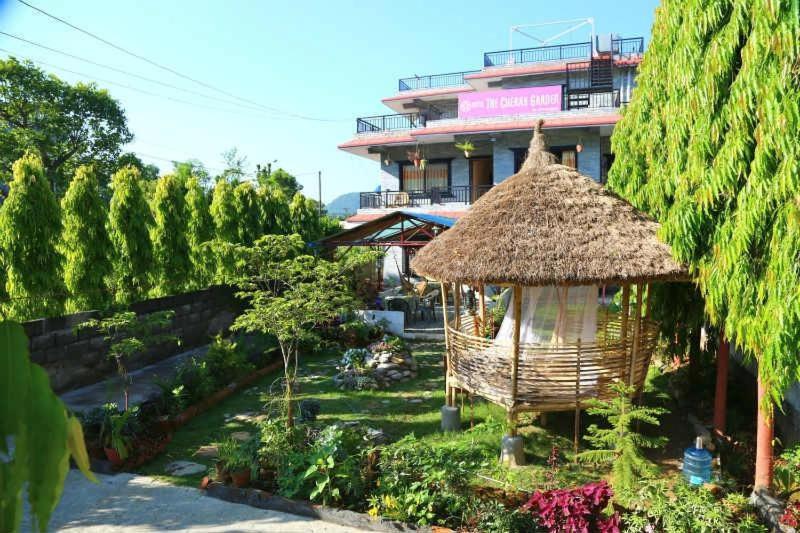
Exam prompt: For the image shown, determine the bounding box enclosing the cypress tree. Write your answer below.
[233,181,262,245]
[152,174,191,296]
[185,176,214,288]
[61,165,113,312]
[289,192,321,242]
[108,166,153,304]
[608,0,800,406]
[259,185,291,235]
[210,179,238,242]
[0,152,65,320]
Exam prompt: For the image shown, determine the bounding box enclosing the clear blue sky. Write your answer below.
[0,0,659,202]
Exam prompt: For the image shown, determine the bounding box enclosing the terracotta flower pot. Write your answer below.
[230,468,251,488]
[104,447,124,466]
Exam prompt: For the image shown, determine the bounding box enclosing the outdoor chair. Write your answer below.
[386,297,412,324]
[419,289,439,321]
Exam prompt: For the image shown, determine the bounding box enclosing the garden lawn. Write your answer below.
[138,340,605,491]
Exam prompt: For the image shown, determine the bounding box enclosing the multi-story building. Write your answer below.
[338,33,644,282]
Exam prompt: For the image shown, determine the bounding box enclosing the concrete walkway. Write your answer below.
[25,470,366,532]
[61,346,208,413]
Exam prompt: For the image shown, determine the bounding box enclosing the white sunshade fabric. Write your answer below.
[495,285,599,346]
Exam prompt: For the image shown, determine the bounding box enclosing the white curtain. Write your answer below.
[495,286,599,346]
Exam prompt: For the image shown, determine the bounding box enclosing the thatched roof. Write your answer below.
[411,121,687,287]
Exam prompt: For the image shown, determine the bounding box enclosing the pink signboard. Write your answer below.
[458,85,562,119]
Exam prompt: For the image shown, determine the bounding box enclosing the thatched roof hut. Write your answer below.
[411,121,686,286]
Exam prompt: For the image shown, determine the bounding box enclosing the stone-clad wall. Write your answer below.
[24,286,241,393]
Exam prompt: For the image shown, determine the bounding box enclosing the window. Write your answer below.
[400,160,450,191]
[511,146,578,173]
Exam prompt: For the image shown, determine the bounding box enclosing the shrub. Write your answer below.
[218,437,259,475]
[340,348,370,370]
[775,443,800,501]
[521,481,620,533]
[277,425,367,506]
[468,500,540,533]
[203,336,254,388]
[620,477,766,532]
[368,432,493,526]
[781,502,800,528]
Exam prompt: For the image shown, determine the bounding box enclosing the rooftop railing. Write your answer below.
[483,37,644,67]
[398,70,480,92]
[356,113,424,134]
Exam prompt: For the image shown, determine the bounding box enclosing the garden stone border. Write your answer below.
[204,482,454,533]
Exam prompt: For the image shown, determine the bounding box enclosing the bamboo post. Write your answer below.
[628,284,644,387]
[440,282,451,407]
[479,283,487,337]
[451,283,463,407]
[755,376,774,491]
[508,285,523,437]
[620,285,631,344]
[574,338,582,458]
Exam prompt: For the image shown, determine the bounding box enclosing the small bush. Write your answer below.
[521,481,620,532]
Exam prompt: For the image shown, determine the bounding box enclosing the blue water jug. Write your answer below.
[683,437,713,485]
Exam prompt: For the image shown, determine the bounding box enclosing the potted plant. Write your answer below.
[100,405,136,466]
[455,140,475,158]
[419,158,428,171]
[217,437,256,488]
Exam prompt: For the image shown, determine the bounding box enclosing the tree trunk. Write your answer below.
[754,376,773,491]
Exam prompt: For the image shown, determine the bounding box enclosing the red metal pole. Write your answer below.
[713,331,729,437]
[754,375,774,492]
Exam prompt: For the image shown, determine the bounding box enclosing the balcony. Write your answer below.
[359,185,492,209]
[398,70,480,92]
[483,37,644,67]
[356,113,424,133]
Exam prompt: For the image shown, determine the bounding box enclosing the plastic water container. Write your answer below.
[683,437,713,485]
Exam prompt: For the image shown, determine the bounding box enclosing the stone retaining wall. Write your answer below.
[25,286,241,393]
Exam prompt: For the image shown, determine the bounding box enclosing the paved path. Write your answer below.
[61,346,208,413]
[25,470,366,532]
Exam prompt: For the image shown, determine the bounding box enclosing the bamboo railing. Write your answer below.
[446,312,659,413]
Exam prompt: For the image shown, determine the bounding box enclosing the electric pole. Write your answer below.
[318,170,322,216]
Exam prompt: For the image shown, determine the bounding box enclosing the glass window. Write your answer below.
[401,162,449,191]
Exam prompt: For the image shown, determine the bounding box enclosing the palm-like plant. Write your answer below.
[577,380,668,494]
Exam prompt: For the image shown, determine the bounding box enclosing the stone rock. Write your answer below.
[224,412,265,424]
[366,427,387,444]
[194,445,219,459]
[381,400,391,405]
[165,461,208,477]
[402,370,411,377]
[230,431,252,442]
[407,398,424,404]
[377,362,399,371]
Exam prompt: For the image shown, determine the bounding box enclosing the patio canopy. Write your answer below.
[316,210,456,250]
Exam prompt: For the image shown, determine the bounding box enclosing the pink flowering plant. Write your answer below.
[521,480,621,533]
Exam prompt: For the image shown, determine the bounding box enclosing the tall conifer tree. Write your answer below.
[210,179,238,242]
[108,166,153,304]
[0,152,65,319]
[185,176,213,288]
[233,181,262,245]
[61,165,112,311]
[152,174,191,295]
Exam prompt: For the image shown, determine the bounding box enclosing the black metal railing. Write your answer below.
[565,89,620,110]
[398,70,480,92]
[356,113,424,134]
[483,37,645,67]
[359,185,493,209]
[612,37,644,57]
[484,41,592,67]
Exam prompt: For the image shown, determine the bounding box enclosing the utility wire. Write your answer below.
[15,0,349,123]
[0,48,309,120]
[0,31,279,115]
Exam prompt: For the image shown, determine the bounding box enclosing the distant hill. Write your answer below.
[325,191,361,218]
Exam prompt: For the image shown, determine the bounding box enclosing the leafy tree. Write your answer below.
[577,381,668,496]
[0,58,132,193]
[210,179,238,242]
[233,181,262,245]
[0,153,65,320]
[219,147,248,182]
[0,321,95,533]
[151,174,191,295]
[173,159,210,188]
[79,310,176,411]
[185,176,214,288]
[61,165,113,312]
[233,247,356,427]
[258,167,302,198]
[289,192,321,242]
[116,153,159,182]
[108,166,153,304]
[607,0,800,406]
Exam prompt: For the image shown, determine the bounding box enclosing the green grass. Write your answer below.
[138,340,606,490]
